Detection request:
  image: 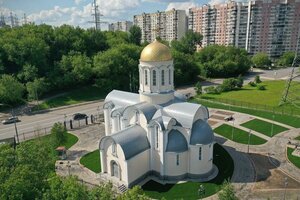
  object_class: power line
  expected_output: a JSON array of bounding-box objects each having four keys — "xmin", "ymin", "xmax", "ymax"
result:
[
  {"xmin": 280, "ymin": 27, "xmax": 300, "ymax": 108},
  {"xmin": 88, "ymin": 0, "xmax": 108, "ymax": 30}
]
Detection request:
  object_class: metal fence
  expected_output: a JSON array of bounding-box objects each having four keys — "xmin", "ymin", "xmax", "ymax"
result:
[
  {"xmin": 198, "ymin": 97, "xmax": 300, "ymax": 117},
  {"xmin": 18, "ymin": 112, "xmax": 104, "ymax": 142}
]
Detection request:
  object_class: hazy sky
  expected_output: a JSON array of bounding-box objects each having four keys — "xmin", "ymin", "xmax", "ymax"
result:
[{"xmin": 0, "ymin": 0, "xmax": 226, "ymax": 29}]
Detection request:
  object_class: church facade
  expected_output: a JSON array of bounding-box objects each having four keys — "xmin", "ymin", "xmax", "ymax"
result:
[{"xmin": 99, "ymin": 40, "xmax": 217, "ymax": 187}]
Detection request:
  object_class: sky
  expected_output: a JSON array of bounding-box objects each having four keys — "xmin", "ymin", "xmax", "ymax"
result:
[{"xmin": 0, "ymin": 0, "xmax": 226, "ymax": 30}]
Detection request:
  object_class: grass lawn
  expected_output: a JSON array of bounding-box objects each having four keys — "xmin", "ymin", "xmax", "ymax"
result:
[
  {"xmin": 287, "ymin": 147, "xmax": 300, "ymax": 169},
  {"xmin": 143, "ymin": 143, "xmax": 234, "ymax": 199},
  {"xmin": 295, "ymin": 136, "xmax": 300, "ymax": 141},
  {"xmin": 80, "ymin": 150, "xmax": 101, "ymax": 173},
  {"xmin": 25, "ymin": 132, "xmax": 78, "ymax": 150},
  {"xmin": 35, "ymin": 85, "xmax": 106, "ymax": 110},
  {"xmin": 201, "ymin": 80, "xmax": 300, "ymax": 116},
  {"xmin": 214, "ymin": 124, "xmax": 267, "ymax": 145},
  {"xmin": 191, "ymin": 98, "xmax": 300, "ymax": 128},
  {"xmin": 240, "ymin": 119, "xmax": 288, "ymax": 137}
]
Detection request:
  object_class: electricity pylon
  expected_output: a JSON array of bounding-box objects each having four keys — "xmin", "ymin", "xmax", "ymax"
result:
[{"xmin": 280, "ymin": 45, "xmax": 300, "ymax": 108}]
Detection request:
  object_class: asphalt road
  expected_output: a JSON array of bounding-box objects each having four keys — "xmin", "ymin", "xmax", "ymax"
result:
[{"xmin": 0, "ymin": 101, "xmax": 104, "ymax": 141}]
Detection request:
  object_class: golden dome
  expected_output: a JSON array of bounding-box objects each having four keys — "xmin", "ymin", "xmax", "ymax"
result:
[{"xmin": 140, "ymin": 40, "xmax": 172, "ymax": 62}]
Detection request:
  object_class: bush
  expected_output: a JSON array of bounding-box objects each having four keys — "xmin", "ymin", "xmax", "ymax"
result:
[
  {"xmin": 236, "ymin": 75, "xmax": 244, "ymax": 88},
  {"xmin": 221, "ymin": 78, "xmax": 237, "ymax": 92},
  {"xmin": 248, "ymin": 81, "xmax": 256, "ymax": 87},
  {"xmin": 51, "ymin": 123, "xmax": 67, "ymax": 146},
  {"xmin": 204, "ymin": 86, "xmax": 219, "ymax": 94},
  {"xmin": 195, "ymin": 81, "xmax": 202, "ymax": 95},
  {"xmin": 257, "ymin": 85, "xmax": 266, "ymax": 90},
  {"xmin": 255, "ymin": 75, "xmax": 262, "ymax": 84}
]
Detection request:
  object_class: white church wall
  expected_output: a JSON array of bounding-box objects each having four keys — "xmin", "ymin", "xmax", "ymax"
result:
[
  {"xmin": 189, "ymin": 144, "xmax": 213, "ymax": 175},
  {"xmin": 165, "ymin": 152, "xmax": 188, "ymax": 177},
  {"xmin": 106, "ymin": 143, "xmax": 127, "ymax": 182},
  {"xmin": 126, "ymin": 149, "xmax": 150, "ymax": 185}
]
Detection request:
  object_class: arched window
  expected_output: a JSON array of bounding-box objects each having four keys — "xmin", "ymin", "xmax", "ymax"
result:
[
  {"xmin": 145, "ymin": 69, "xmax": 148, "ymax": 85},
  {"xmin": 169, "ymin": 69, "xmax": 171, "ymax": 85},
  {"xmin": 135, "ymin": 111, "xmax": 139, "ymax": 124},
  {"xmin": 199, "ymin": 147, "xmax": 202, "ymax": 160},
  {"xmin": 153, "ymin": 70, "xmax": 156, "ymax": 86},
  {"xmin": 161, "ymin": 70, "xmax": 165, "ymax": 85},
  {"xmin": 155, "ymin": 126, "xmax": 159, "ymax": 150},
  {"xmin": 112, "ymin": 143, "xmax": 117, "ymax": 156},
  {"xmin": 176, "ymin": 154, "xmax": 179, "ymax": 165}
]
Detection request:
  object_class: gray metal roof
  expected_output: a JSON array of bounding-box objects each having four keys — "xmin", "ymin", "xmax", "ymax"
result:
[
  {"xmin": 135, "ymin": 102, "xmax": 158, "ymax": 122},
  {"xmin": 110, "ymin": 125, "xmax": 150, "ymax": 160},
  {"xmin": 105, "ymin": 90, "xmax": 140, "ymax": 107},
  {"xmin": 190, "ymin": 120, "xmax": 214, "ymax": 145},
  {"xmin": 163, "ymin": 102, "xmax": 209, "ymax": 129},
  {"xmin": 166, "ymin": 129, "xmax": 188, "ymax": 153}
]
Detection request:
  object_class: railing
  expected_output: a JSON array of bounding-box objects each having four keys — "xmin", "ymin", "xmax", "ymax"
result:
[
  {"xmin": 197, "ymin": 97, "xmax": 300, "ymax": 117},
  {"xmin": 18, "ymin": 112, "xmax": 104, "ymax": 142}
]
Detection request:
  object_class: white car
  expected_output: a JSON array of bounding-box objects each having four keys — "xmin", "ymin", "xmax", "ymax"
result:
[{"xmin": 1, "ymin": 117, "xmax": 20, "ymax": 125}]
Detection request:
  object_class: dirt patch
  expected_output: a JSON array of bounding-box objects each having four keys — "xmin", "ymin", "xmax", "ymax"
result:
[
  {"xmin": 215, "ymin": 110, "xmax": 234, "ymax": 116},
  {"xmin": 210, "ymin": 115, "xmax": 225, "ymax": 120},
  {"xmin": 208, "ymin": 120, "xmax": 219, "ymax": 126}
]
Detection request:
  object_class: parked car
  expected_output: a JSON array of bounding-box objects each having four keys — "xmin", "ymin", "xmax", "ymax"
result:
[
  {"xmin": 73, "ymin": 113, "xmax": 87, "ymax": 120},
  {"xmin": 2, "ymin": 117, "xmax": 21, "ymax": 125}
]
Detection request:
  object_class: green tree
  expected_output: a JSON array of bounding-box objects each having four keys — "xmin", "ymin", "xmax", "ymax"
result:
[
  {"xmin": 236, "ymin": 75, "xmax": 244, "ymax": 88},
  {"xmin": 93, "ymin": 44, "xmax": 142, "ymax": 92},
  {"xmin": 255, "ymin": 75, "xmax": 262, "ymax": 84},
  {"xmin": 252, "ymin": 52, "xmax": 271, "ymax": 68},
  {"xmin": 171, "ymin": 30, "xmax": 202, "ymax": 54},
  {"xmin": 118, "ymin": 185, "xmax": 150, "ymax": 200},
  {"xmin": 18, "ymin": 63, "xmax": 38, "ymax": 82},
  {"xmin": 0, "ymin": 74, "xmax": 25, "ymax": 105},
  {"xmin": 218, "ymin": 181, "xmax": 238, "ymax": 200},
  {"xmin": 26, "ymin": 78, "xmax": 48, "ymax": 100},
  {"xmin": 172, "ymin": 49, "xmax": 199, "ymax": 86},
  {"xmin": 129, "ymin": 25, "xmax": 142, "ymax": 46},
  {"xmin": 221, "ymin": 78, "xmax": 237, "ymax": 92},
  {"xmin": 277, "ymin": 51, "xmax": 295, "ymax": 67},
  {"xmin": 196, "ymin": 45, "xmax": 251, "ymax": 78},
  {"xmin": 51, "ymin": 122, "xmax": 67, "ymax": 146},
  {"xmin": 195, "ymin": 81, "xmax": 203, "ymax": 95}
]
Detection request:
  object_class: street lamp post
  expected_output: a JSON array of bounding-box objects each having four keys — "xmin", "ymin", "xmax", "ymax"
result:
[
  {"xmin": 231, "ymin": 117, "xmax": 235, "ymax": 141},
  {"xmin": 283, "ymin": 177, "xmax": 288, "ymax": 200},
  {"xmin": 198, "ymin": 184, "xmax": 205, "ymax": 200},
  {"xmin": 271, "ymin": 115, "xmax": 275, "ymax": 137},
  {"xmin": 0, "ymin": 104, "xmax": 20, "ymax": 143},
  {"xmin": 248, "ymin": 130, "xmax": 252, "ymax": 153}
]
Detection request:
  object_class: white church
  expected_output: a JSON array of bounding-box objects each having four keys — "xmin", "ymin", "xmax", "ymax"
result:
[{"xmin": 99, "ymin": 40, "xmax": 217, "ymax": 188}]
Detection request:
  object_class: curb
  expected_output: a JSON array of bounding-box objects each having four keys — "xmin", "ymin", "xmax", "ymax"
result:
[{"xmin": 30, "ymin": 100, "xmax": 104, "ymax": 115}]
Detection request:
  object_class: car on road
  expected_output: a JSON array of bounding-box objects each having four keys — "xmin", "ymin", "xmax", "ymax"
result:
[
  {"xmin": 2, "ymin": 117, "xmax": 21, "ymax": 125},
  {"xmin": 73, "ymin": 113, "xmax": 87, "ymax": 120}
]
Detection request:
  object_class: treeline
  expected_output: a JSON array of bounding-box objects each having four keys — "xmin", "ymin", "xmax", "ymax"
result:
[{"xmin": 0, "ymin": 24, "xmax": 252, "ymax": 105}]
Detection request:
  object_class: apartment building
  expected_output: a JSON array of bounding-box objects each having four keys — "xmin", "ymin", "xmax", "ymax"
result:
[
  {"xmin": 108, "ymin": 21, "xmax": 133, "ymax": 32},
  {"xmin": 189, "ymin": 0, "xmax": 300, "ymax": 58},
  {"xmin": 134, "ymin": 9, "xmax": 187, "ymax": 43}
]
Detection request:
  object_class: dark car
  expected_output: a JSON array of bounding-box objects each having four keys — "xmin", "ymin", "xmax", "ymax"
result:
[
  {"xmin": 73, "ymin": 113, "xmax": 87, "ymax": 120},
  {"xmin": 2, "ymin": 117, "xmax": 21, "ymax": 125}
]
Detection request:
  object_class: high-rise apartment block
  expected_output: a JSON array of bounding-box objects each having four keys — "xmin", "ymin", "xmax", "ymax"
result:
[
  {"xmin": 134, "ymin": 9, "xmax": 187, "ymax": 43},
  {"xmin": 189, "ymin": 0, "xmax": 300, "ymax": 58},
  {"xmin": 108, "ymin": 21, "xmax": 133, "ymax": 32}
]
